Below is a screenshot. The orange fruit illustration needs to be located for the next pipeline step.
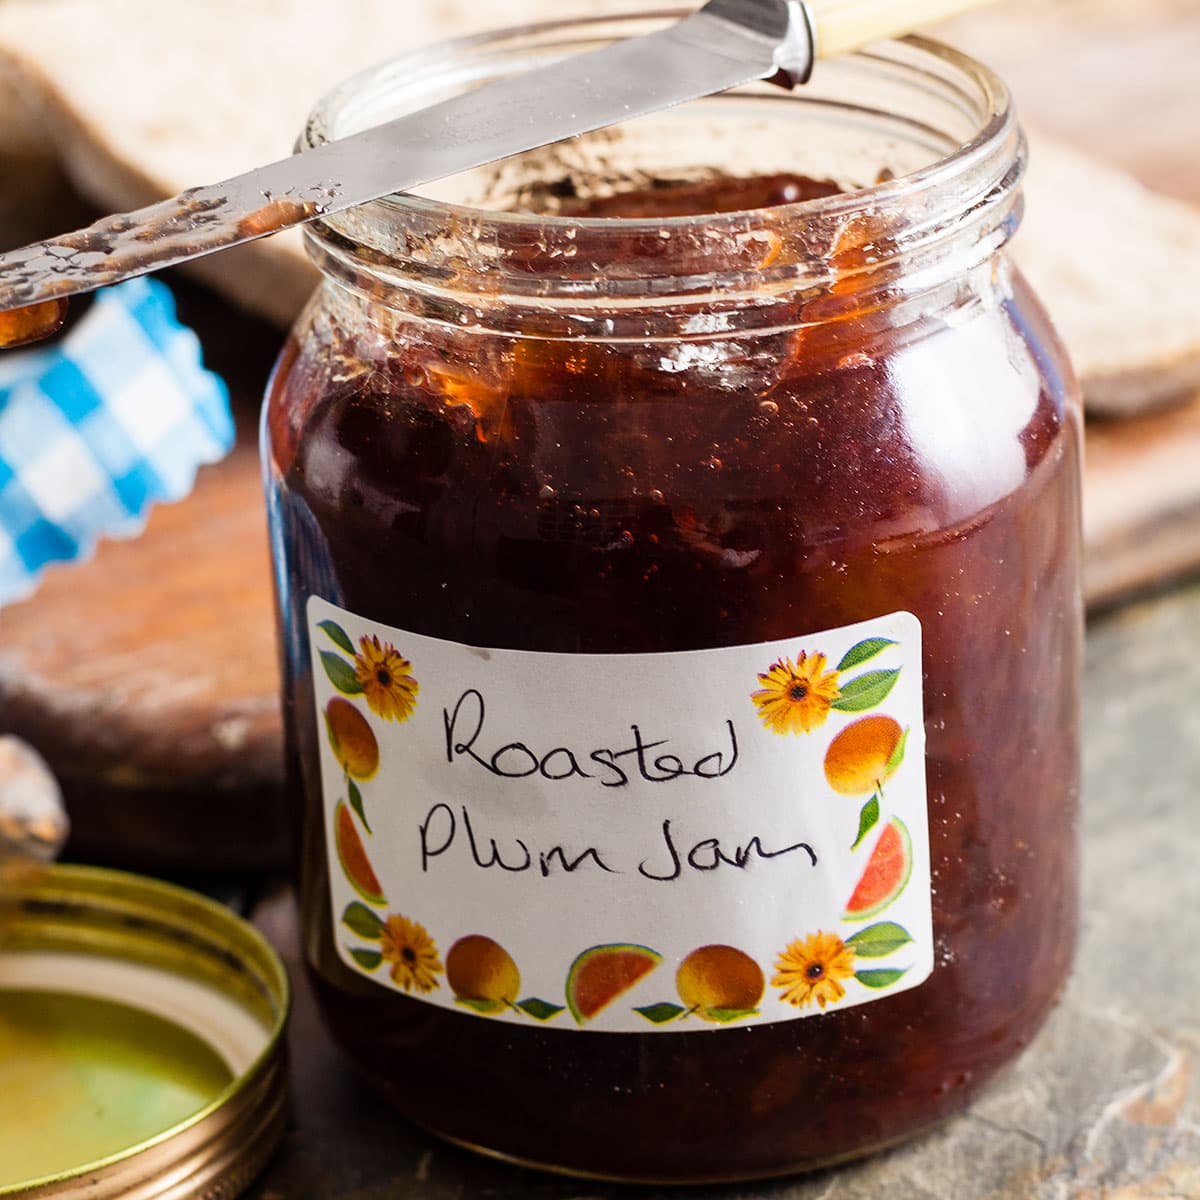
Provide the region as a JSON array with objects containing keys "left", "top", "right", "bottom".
[
  {"left": 446, "top": 935, "right": 521, "bottom": 1008},
  {"left": 823, "top": 715, "right": 904, "bottom": 796},
  {"left": 325, "top": 697, "right": 380, "bottom": 781},
  {"left": 676, "top": 945, "right": 764, "bottom": 1019}
]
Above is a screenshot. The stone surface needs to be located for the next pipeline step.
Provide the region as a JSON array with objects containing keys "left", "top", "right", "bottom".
[{"left": 247, "top": 585, "right": 1200, "bottom": 1198}]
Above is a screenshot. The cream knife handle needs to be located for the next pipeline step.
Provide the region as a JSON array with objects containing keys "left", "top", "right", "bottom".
[{"left": 810, "top": 0, "right": 996, "bottom": 57}]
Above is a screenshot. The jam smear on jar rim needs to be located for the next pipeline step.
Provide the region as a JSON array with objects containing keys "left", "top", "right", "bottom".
[{"left": 0, "top": 299, "right": 69, "bottom": 349}]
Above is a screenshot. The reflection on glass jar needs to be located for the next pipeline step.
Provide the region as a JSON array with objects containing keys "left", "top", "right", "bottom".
[{"left": 263, "top": 16, "right": 1082, "bottom": 1183}]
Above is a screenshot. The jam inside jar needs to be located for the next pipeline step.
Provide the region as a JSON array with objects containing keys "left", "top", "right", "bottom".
[{"left": 263, "top": 19, "right": 1082, "bottom": 1184}]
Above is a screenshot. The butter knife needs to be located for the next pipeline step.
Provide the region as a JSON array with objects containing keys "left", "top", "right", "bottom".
[{"left": 0, "top": 0, "right": 818, "bottom": 313}]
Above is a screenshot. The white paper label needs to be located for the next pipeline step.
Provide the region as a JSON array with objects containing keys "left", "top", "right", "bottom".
[{"left": 311, "top": 597, "right": 932, "bottom": 1033}]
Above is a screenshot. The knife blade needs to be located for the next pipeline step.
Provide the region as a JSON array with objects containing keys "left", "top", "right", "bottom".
[{"left": 0, "top": 0, "right": 815, "bottom": 313}]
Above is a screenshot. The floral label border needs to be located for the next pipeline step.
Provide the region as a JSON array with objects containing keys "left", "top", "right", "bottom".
[{"left": 310, "top": 597, "right": 934, "bottom": 1032}]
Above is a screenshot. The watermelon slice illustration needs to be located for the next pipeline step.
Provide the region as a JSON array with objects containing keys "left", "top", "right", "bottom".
[
  {"left": 843, "top": 817, "right": 912, "bottom": 921},
  {"left": 335, "top": 801, "right": 385, "bottom": 906},
  {"left": 565, "top": 944, "right": 661, "bottom": 1025}
]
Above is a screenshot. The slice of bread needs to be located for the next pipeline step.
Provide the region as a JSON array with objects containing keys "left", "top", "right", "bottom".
[
  {"left": 1013, "top": 138, "right": 1200, "bottom": 415},
  {"left": 1, "top": 0, "right": 1197, "bottom": 413}
]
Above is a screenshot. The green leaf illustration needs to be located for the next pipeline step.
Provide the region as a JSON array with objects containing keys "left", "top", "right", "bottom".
[
  {"left": 321, "top": 651, "right": 364, "bottom": 695},
  {"left": 831, "top": 669, "right": 900, "bottom": 712},
  {"left": 885, "top": 727, "right": 910, "bottom": 775},
  {"left": 851, "top": 795, "right": 880, "bottom": 850},
  {"left": 456, "top": 997, "right": 505, "bottom": 1014},
  {"left": 347, "top": 779, "right": 371, "bottom": 834},
  {"left": 318, "top": 620, "right": 356, "bottom": 655},
  {"left": 855, "top": 967, "right": 909, "bottom": 989},
  {"left": 704, "top": 1007, "right": 759, "bottom": 1024},
  {"left": 846, "top": 923, "right": 913, "bottom": 958},
  {"left": 517, "top": 998, "right": 565, "bottom": 1021},
  {"left": 348, "top": 948, "right": 383, "bottom": 971},
  {"left": 635, "top": 1002, "right": 687, "bottom": 1024},
  {"left": 837, "top": 638, "right": 897, "bottom": 673},
  {"left": 342, "top": 902, "right": 385, "bottom": 940}
]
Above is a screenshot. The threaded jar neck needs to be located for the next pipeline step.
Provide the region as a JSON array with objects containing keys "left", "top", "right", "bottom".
[{"left": 301, "top": 14, "right": 1023, "bottom": 340}]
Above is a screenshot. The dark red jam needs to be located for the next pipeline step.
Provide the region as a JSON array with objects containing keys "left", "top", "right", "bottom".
[{"left": 265, "top": 173, "right": 1081, "bottom": 1182}]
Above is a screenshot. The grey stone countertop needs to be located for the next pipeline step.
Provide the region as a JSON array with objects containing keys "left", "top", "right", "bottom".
[{"left": 247, "top": 585, "right": 1200, "bottom": 1200}]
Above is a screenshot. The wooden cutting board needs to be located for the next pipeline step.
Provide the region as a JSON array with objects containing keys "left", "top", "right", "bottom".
[
  {"left": 2, "top": 4, "right": 1199, "bottom": 867},
  {"left": 0, "top": 292, "right": 290, "bottom": 868}
]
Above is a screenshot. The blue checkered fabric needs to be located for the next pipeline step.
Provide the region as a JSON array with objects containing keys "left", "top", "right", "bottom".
[{"left": 0, "top": 278, "right": 234, "bottom": 606}]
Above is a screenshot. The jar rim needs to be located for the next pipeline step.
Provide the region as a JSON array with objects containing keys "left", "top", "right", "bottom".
[
  {"left": 301, "top": 12, "right": 1017, "bottom": 234},
  {"left": 300, "top": 13, "right": 1024, "bottom": 333}
]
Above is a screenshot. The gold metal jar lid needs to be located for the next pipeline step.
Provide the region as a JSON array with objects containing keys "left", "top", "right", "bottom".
[{"left": 0, "top": 863, "right": 289, "bottom": 1199}]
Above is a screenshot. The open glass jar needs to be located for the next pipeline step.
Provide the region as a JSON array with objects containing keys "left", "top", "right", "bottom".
[{"left": 263, "top": 15, "right": 1082, "bottom": 1183}]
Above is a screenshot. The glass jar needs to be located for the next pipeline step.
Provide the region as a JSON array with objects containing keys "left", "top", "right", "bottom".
[{"left": 263, "top": 15, "right": 1081, "bottom": 1184}]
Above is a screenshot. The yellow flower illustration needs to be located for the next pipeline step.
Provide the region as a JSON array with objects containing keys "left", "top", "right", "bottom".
[
  {"left": 772, "top": 931, "right": 857, "bottom": 1010},
  {"left": 379, "top": 914, "right": 443, "bottom": 993},
  {"left": 751, "top": 651, "right": 840, "bottom": 734},
  {"left": 355, "top": 635, "right": 419, "bottom": 722}
]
